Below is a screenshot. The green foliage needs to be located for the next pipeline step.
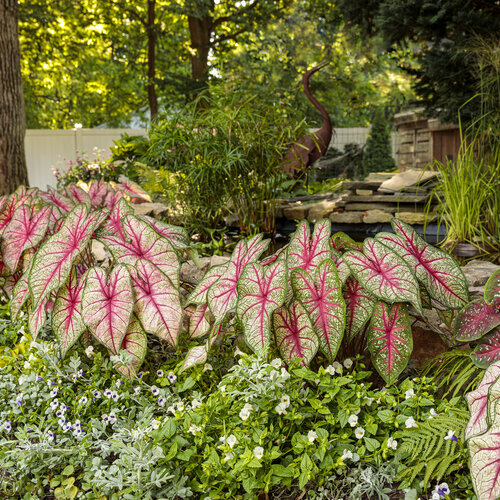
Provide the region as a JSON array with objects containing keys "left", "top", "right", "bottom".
[
  {"left": 140, "top": 85, "right": 307, "bottom": 236},
  {"left": 361, "top": 109, "right": 396, "bottom": 176}
]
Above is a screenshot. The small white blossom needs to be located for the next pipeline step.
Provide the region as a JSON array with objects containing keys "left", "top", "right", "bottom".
[
  {"left": 405, "top": 388, "right": 415, "bottom": 400},
  {"left": 150, "top": 419, "right": 161, "bottom": 430},
  {"left": 324, "top": 365, "right": 336, "bottom": 375},
  {"left": 405, "top": 417, "right": 417, "bottom": 428},
  {"left": 307, "top": 430, "right": 317, "bottom": 443},
  {"left": 176, "top": 401, "right": 184, "bottom": 412},
  {"left": 343, "top": 358, "right": 353, "bottom": 369},
  {"left": 188, "top": 424, "right": 202, "bottom": 435},
  {"left": 191, "top": 399, "right": 202, "bottom": 409},
  {"left": 348, "top": 414, "right": 358, "bottom": 427},
  {"left": 203, "top": 363, "right": 213, "bottom": 372},
  {"left": 85, "top": 345, "right": 94, "bottom": 357},
  {"left": 341, "top": 449, "right": 353, "bottom": 461},
  {"left": 275, "top": 403, "right": 287, "bottom": 415},
  {"left": 62, "top": 423, "right": 72, "bottom": 433},
  {"left": 387, "top": 437, "right": 398, "bottom": 450},
  {"left": 80, "top": 396, "right": 88, "bottom": 405},
  {"left": 50, "top": 389, "right": 58, "bottom": 398},
  {"left": 270, "top": 358, "right": 281, "bottom": 369},
  {"left": 354, "top": 427, "right": 365, "bottom": 439},
  {"left": 253, "top": 446, "right": 264, "bottom": 460},
  {"left": 280, "top": 367, "right": 290, "bottom": 380},
  {"left": 226, "top": 434, "right": 238, "bottom": 449},
  {"left": 280, "top": 395, "right": 290, "bottom": 408},
  {"left": 234, "top": 346, "right": 245, "bottom": 357},
  {"left": 111, "top": 391, "right": 119, "bottom": 401},
  {"left": 151, "top": 386, "right": 160, "bottom": 396},
  {"left": 3, "top": 421, "right": 12, "bottom": 432},
  {"left": 156, "top": 369, "right": 164, "bottom": 377},
  {"left": 50, "top": 400, "right": 59, "bottom": 410},
  {"left": 167, "top": 405, "right": 176, "bottom": 415},
  {"left": 93, "top": 390, "right": 101, "bottom": 399},
  {"left": 223, "top": 452, "right": 234, "bottom": 462},
  {"left": 23, "top": 361, "right": 31, "bottom": 369},
  {"left": 158, "top": 397, "right": 166, "bottom": 407},
  {"left": 365, "top": 397, "right": 375, "bottom": 406},
  {"left": 167, "top": 372, "right": 177, "bottom": 383},
  {"left": 239, "top": 403, "right": 252, "bottom": 421},
  {"left": 332, "top": 361, "right": 342, "bottom": 373},
  {"left": 444, "top": 430, "right": 457, "bottom": 441},
  {"left": 104, "top": 389, "right": 113, "bottom": 399}
]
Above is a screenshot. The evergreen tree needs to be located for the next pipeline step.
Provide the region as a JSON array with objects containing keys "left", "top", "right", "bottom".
[{"left": 362, "top": 109, "right": 396, "bottom": 175}]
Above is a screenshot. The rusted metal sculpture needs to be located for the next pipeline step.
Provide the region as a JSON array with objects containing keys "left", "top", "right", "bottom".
[{"left": 282, "top": 62, "right": 333, "bottom": 176}]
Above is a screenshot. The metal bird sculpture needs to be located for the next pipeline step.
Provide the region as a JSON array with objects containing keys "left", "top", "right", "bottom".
[{"left": 282, "top": 62, "right": 333, "bottom": 176}]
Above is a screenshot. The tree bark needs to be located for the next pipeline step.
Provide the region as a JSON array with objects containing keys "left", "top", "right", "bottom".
[
  {"left": 188, "top": 11, "right": 213, "bottom": 82},
  {"left": 0, "top": 0, "right": 29, "bottom": 195},
  {"left": 146, "top": 0, "right": 158, "bottom": 119}
]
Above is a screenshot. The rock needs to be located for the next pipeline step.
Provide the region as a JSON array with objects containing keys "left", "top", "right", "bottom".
[
  {"left": 395, "top": 212, "right": 435, "bottom": 225},
  {"left": 330, "top": 211, "right": 364, "bottom": 223},
  {"left": 210, "top": 255, "right": 230, "bottom": 267},
  {"left": 356, "top": 189, "right": 373, "bottom": 196},
  {"left": 180, "top": 260, "right": 209, "bottom": 285},
  {"left": 410, "top": 325, "right": 448, "bottom": 368},
  {"left": 345, "top": 203, "right": 396, "bottom": 213},
  {"left": 378, "top": 169, "right": 437, "bottom": 193},
  {"left": 363, "top": 209, "right": 393, "bottom": 223},
  {"left": 133, "top": 202, "right": 170, "bottom": 218},
  {"left": 307, "top": 200, "right": 338, "bottom": 222},
  {"left": 461, "top": 260, "right": 500, "bottom": 287},
  {"left": 91, "top": 240, "right": 107, "bottom": 261},
  {"left": 283, "top": 204, "right": 308, "bottom": 220}
]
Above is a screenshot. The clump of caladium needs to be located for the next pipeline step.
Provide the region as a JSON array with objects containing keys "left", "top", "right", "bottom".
[
  {"left": 0, "top": 180, "right": 187, "bottom": 377},
  {"left": 185, "top": 218, "right": 469, "bottom": 384},
  {"left": 465, "top": 361, "right": 500, "bottom": 500},
  {"left": 454, "top": 269, "right": 500, "bottom": 368}
]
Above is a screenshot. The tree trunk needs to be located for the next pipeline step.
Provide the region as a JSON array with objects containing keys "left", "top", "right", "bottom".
[
  {"left": 0, "top": 0, "right": 29, "bottom": 195},
  {"left": 146, "top": 0, "right": 158, "bottom": 119},
  {"left": 188, "top": 13, "right": 212, "bottom": 82}
]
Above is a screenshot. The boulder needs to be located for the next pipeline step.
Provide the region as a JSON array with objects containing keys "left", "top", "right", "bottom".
[
  {"left": 283, "top": 204, "right": 308, "bottom": 220},
  {"left": 307, "top": 200, "right": 338, "bottom": 222},
  {"left": 330, "top": 211, "right": 364, "bottom": 224},
  {"left": 378, "top": 169, "right": 437, "bottom": 193},
  {"left": 461, "top": 260, "right": 500, "bottom": 300},
  {"left": 133, "top": 202, "right": 170, "bottom": 219},
  {"left": 363, "top": 209, "right": 393, "bottom": 224},
  {"left": 395, "top": 212, "right": 435, "bottom": 225}
]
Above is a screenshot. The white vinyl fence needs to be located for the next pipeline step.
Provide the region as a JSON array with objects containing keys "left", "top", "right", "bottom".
[{"left": 25, "top": 127, "right": 398, "bottom": 189}]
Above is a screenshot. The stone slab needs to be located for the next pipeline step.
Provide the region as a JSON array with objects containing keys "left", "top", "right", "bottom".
[
  {"left": 307, "top": 200, "right": 338, "bottom": 222},
  {"left": 395, "top": 212, "right": 436, "bottom": 224},
  {"left": 461, "top": 260, "right": 500, "bottom": 288},
  {"left": 133, "top": 202, "right": 170, "bottom": 218},
  {"left": 343, "top": 193, "right": 429, "bottom": 203},
  {"left": 378, "top": 169, "right": 438, "bottom": 193},
  {"left": 330, "top": 211, "right": 364, "bottom": 223},
  {"left": 345, "top": 203, "right": 396, "bottom": 213},
  {"left": 342, "top": 181, "right": 382, "bottom": 191},
  {"left": 363, "top": 209, "right": 393, "bottom": 224},
  {"left": 356, "top": 189, "right": 373, "bottom": 196},
  {"left": 283, "top": 204, "right": 308, "bottom": 220}
]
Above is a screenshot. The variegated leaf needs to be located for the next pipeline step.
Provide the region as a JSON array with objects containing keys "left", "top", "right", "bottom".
[
  {"left": 273, "top": 301, "right": 318, "bottom": 366},
  {"left": 455, "top": 300, "right": 500, "bottom": 341},
  {"left": 1, "top": 205, "right": 51, "bottom": 272},
  {"left": 11, "top": 269, "right": 31, "bottom": 321},
  {"left": 180, "top": 345, "right": 208, "bottom": 373},
  {"left": 487, "top": 377, "right": 500, "bottom": 429},
  {"left": 81, "top": 265, "right": 134, "bottom": 354},
  {"left": 291, "top": 259, "right": 345, "bottom": 362},
  {"left": 335, "top": 257, "right": 351, "bottom": 286},
  {"left": 344, "top": 238, "right": 421, "bottom": 310},
  {"left": 29, "top": 204, "right": 106, "bottom": 307},
  {"left": 39, "top": 187, "right": 74, "bottom": 213},
  {"left": 140, "top": 216, "right": 189, "bottom": 249},
  {"left": 376, "top": 219, "right": 469, "bottom": 308},
  {"left": 331, "top": 231, "right": 363, "bottom": 252},
  {"left": 99, "top": 197, "right": 132, "bottom": 238},
  {"left": 129, "top": 259, "right": 182, "bottom": 346},
  {"left": 484, "top": 269, "right": 500, "bottom": 307},
  {"left": 87, "top": 180, "right": 114, "bottom": 208},
  {"left": 115, "top": 316, "right": 148, "bottom": 377},
  {"left": 0, "top": 192, "right": 29, "bottom": 234},
  {"left": 472, "top": 328, "right": 500, "bottom": 368},
  {"left": 240, "top": 234, "right": 270, "bottom": 270},
  {"left": 116, "top": 175, "right": 152, "bottom": 202},
  {"left": 185, "top": 303, "right": 211, "bottom": 338},
  {"left": 186, "top": 263, "right": 229, "bottom": 305},
  {"left": 65, "top": 184, "right": 91, "bottom": 205},
  {"left": 99, "top": 215, "right": 179, "bottom": 287},
  {"left": 237, "top": 260, "right": 287, "bottom": 355},
  {"left": 261, "top": 246, "right": 286, "bottom": 267},
  {"left": 465, "top": 361, "right": 500, "bottom": 440},
  {"left": 343, "top": 277, "right": 376, "bottom": 341},
  {"left": 367, "top": 302, "right": 412, "bottom": 385},
  {"left": 469, "top": 403, "right": 500, "bottom": 500},
  {"left": 52, "top": 270, "right": 86, "bottom": 357},
  {"left": 28, "top": 297, "right": 48, "bottom": 339},
  {"left": 287, "top": 219, "right": 331, "bottom": 273}
]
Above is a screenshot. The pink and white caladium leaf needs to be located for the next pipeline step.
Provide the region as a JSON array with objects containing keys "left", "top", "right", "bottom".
[
  {"left": 367, "top": 302, "right": 413, "bottom": 385},
  {"left": 291, "top": 259, "right": 345, "bottom": 362},
  {"left": 185, "top": 303, "right": 211, "bottom": 338},
  {"left": 273, "top": 301, "right": 318, "bottom": 366},
  {"left": 465, "top": 361, "right": 500, "bottom": 440},
  {"left": 39, "top": 187, "right": 74, "bottom": 213},
  {"left": 65, "top": 184, "right": 92, "bottom": 206},
  {"left": 0, "top": 205, "right": 52, "bottom": 272},
  {"left": 187, "top": 263, "right": 229, "bottom": 305},
  {"left": 10, "top": 269, "right": 31, "bottom": 321},
  {"left": 376, "top": 219, "right": 469, "bottom": 309},
  {"left": 28, "top": 296, "right": 49, "bottom": 339},
  {"left": 28, "top": 204, "right": 107, "bottom": 308},
  {"left": 139, "top": 216, "right": 189, "bottom": 250},
  {"left": 81, "top": 264, "right": 134, "bottom": 354},
  {"left": 207, "top": 237, "right": 269, "bottom": 322},
  {"left": 471, "top": 328, "right": 500, "bottom": 368},
  {"left": 116, "top": 175, "right": 152, "bottom": 202},
  {"left": 52, "top": 269, "right": 86, "bottom": 357},
  {"left": 180, "top": 345, "right": 208, "bottom": 373},
  {"left": 87, "top": 180, "right": 113, "bottom": 208},
  {"left": 468, "top": 405, "right": 500, "bottom": 500},
  {"left": 487, "top": 377, "right": 500, "bottom": 429},
  {"left": 484, "top": 270, "right": 500, "bottom": 307},
  {"left": 344, "top": 238, "right": 421, "bottom": 310},
  {"left": 343, "top": 277, "right": 377, "bottom": 341},
  {"left": 331, "top": 232, "right": 363, "bottom": 253},
  {"left": 115, "top": 316, "right": 148, "bottom": 378},
  {"left": 455, "top": 300, "right": 500, "bottom": 342},
  {"left": 287, "top": 219, "right": 331, "bottom": 273},
  {"left": 261, "top": 246, "right": 286, "bottom": 267},
  {"left": 99, "top": 215, "right": 179, "bottom": 287},
  {"left": 335, "top": 257, "right": 351, "bottom": 286},
  {"left": 129, "top": 259, "right": 182, "bottom": 347},
  {"left": 236, "top": 260, "right": 287, "bottom": 355},
  {"left": 98, "top": 197, "right": 133, "bottom": 239},
  {"left": 0, "top": 191, "right": 31, "bottom": 234}
]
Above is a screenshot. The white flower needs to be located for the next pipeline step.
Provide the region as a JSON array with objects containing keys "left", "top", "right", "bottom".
[
  {"left": 253, "top": 446, "right": 264, "bottom": 460},
  {"left": 167, "top": 372, "right": 177, "bottom": 383},
  {"left": 280, "top": 367, "right": 290, "bottom": 380},
  {"left": 365, "top": 397, "right": 375, "bottom": 406},
  {"left": 167, "top": 405, "right": 176, "bottom": 415},
  {"left": 354, "top": 427, "right": 365, "bottom": 439},
  {"left": 188, "top": 424, "right": 202, "bottom": 435},
  {"left": 235, "top": 347, "right": 245, "bottom": 357},
  {"left": 108, "top": 412, "right": 116, "bottom": 423},
  {"left": 203, "top": 363, "right": 213, "bottom": 372},
  {"left": 343, "top": 358, "right": 353, "bottom": 369},
  {"left": 74, "top": 123, "right": 83, "bottom": 129},
  {"left": 85, "top": 345, "right": 94, "bottom": 357},
  {"left": 111, "top": 391, "right": 119, "bottom": 401},
  {"left": 341, "top": 449, "right": 353, "bottom": 461},
  {"left": 151, "top": 386, "right": 160, "bottom": 396},
  {"left": 223, "top": 452, "right": 234, "bottom": 462},
  {"left": 429, "top": 408, "right": 438, "bottom": 419},
  {"left": 93, "top": 390, "right": 101, "bottom": 399},
  {"left": 3, "top": 421, "right": 12, "bottom": 432},
  {"left": 275, "top": 403, "right": 287, "bottom": 415},
  {"left": 348, "top": 414, "right": 359, "bottom": 427},
  {"left": 191, "top": 399, "right": 202, "bottom": 409},
  {"left": 150, "top": 419, "right": 161, "bottom": 430},
  {"left": 23, "top": 361, "right": 30, "bottom": 369},
  {"left": 80, "top": 396, "right": 88, "bottom": 405},
  {"left": 280, "top": 395, "right": 290, "bottom": 408},
  {"left": 50, "top": 389, "right": 58, "bottom": 398},
  {"left": 239, "top": 403, "right": 252, "bottom": 421},
  {"left": 50, "top": 400, "right": 59, "bottom": 410},
  {"left": 158, "top": 397, "right": 166, "bottom": 407},
  {"left": 156, "top": 369, "right": 164, "bottom": 377},
  {"left": 104, "top": 389, "right": 113, "bottom": 398},
  {"left": 307, "top": 430, "right": 317, "bottom": 443},
  {"left": 332, "top": 361, "right": 342, "bottom": 373},
  {"left": 226, "top": 434, "right": 238, "bottom": 449},
  {"left": 444, "top": 430, "right": 457, "bottom": 441},
  {"left": 176, "top": 401, "right": 184, "bottom": 412},
  {"left": 432, "top": 493, "right": 440, "bottom": 500},
  {"left": 387, "top": 437, "right": 398, "bottom": 450},
  {"left": 405, "top": 388, "right": 415, "bottom": 399},
  {"left": 324, "top": 365, "right": 336, "bottom": 375},
  {"left": 271, "top": 358, "right": 281, "bottom": 369},
  {"left": 405, "top": 417, "right": 417, "bottom": 428}
]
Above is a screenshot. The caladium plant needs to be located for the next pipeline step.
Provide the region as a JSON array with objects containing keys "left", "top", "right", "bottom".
[
  {"left": 185, "top": 216, "right": 468, "bottom": 384},
  {"left": 0, "top": 179, "right": 185, "bottom": 377}
]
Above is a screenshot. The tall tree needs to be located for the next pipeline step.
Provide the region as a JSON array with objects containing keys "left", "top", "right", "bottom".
[{"left": 0, "top": 0, "right": 29, "bottom": 194}]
